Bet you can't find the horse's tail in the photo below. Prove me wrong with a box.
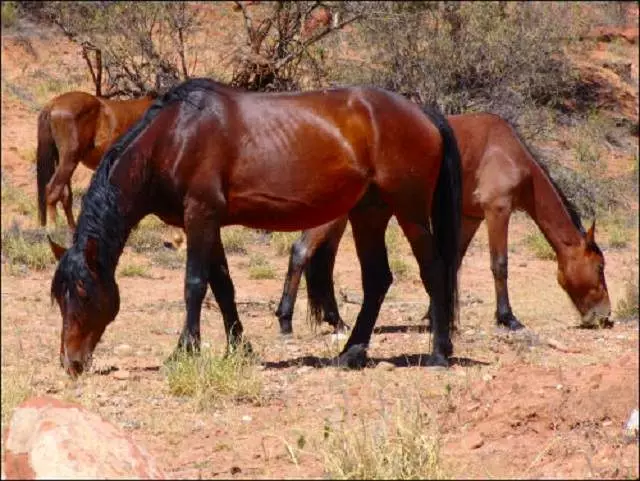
[424,107,462,334]
[304,239,335,327]
[36,107,58,226]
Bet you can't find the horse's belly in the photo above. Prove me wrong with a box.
[225,166,368,231]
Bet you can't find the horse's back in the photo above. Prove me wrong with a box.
[45,91,101,117]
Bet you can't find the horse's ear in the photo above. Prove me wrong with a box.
[48,235,67,261]
[585,219,596,244]
[84,237,99,276]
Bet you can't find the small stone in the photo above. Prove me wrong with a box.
[463,432,484,450]
[297,366,314,374]
[555,384,563,390]
[241,415,252,423]
[375,361,396,371]
[230,466,241,475]
[113,370,130,381]
[482,374,493,382]
[114,344,133,356]
[624,408,639,438]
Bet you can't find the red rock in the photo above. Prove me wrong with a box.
[2,396,164,479]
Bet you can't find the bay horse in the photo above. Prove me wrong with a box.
[37,91,154,229]
[47,78,463,378]
[275,112,612,335]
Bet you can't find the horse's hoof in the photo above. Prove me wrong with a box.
[427,352,450,368]
[334,344,368,369]
[497,314,525,331]
[225,340,254,358]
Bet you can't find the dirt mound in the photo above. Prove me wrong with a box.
[443,353,639,478]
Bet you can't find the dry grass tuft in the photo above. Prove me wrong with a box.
[322,398,445,479]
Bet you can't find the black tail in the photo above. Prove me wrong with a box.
[423,107,462,333]
[36,107,58,226]
[304,240,335,327]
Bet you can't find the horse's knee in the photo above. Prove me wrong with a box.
[290,238,310,269]
[185,276,208,302]
[491,255,508,279]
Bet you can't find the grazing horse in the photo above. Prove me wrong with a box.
[275,112,612,335]
[37,91,154,229]
[47,78,462,378]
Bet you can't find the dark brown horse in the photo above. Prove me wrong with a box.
[47,78,463,378]
[275,112,612,335]
[37,91,154,229]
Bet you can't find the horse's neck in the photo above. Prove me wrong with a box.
[526,161,583,259]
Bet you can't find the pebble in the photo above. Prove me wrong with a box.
[114,344,133,356]
[482,374,493,382]
[241,415,252,423]
[296,366,314,374]
[375,361,396,371]
[113,370,130,381]
[624,408,639,438]
[463,432,484,450]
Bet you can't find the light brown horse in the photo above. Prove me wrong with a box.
[36,91,154,229]
[276,112,612,334]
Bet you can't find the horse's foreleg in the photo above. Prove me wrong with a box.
[336,209,392,369]
[485,205,523,330]
[207,233,248,355]
[172,215,215,358]
[424,216,481,329]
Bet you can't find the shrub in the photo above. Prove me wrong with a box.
[119,262,151,278]
[270,231,300,257]
[221,227,253,255]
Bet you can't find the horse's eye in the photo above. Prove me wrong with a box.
[76,280,87,298]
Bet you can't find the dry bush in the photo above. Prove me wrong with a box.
[359,2,590,119]
[228,1,365,91]
[615,277,639,321]
[24,1,202,97]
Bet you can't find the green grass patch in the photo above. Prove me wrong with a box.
[615,278,639,321]
[270,231,300,256]
[1,1,18,29]
[164,344,262,409]
[322,399,444,479]
[221,227,253,255]
[127,215,168,253]
[389,256,411,281]
[523,231,555,260]
[1,225,56,272]
[1,369,33,429]
[119,262,151,278]
[248,253,276,279]
[1,181,37,220]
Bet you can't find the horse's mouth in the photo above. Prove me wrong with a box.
[61,351,93,379]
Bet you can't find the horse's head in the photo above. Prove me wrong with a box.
[556,220,611,328]
[49,236,120,378]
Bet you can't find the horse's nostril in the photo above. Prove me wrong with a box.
[69,360,85,377]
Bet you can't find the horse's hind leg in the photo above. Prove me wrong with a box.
[397,218,452,366]
[276,217,347,335]
[61,181,76,231]
[424,216,481,329]
[336,208,392,369]
[485,204,523,330]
